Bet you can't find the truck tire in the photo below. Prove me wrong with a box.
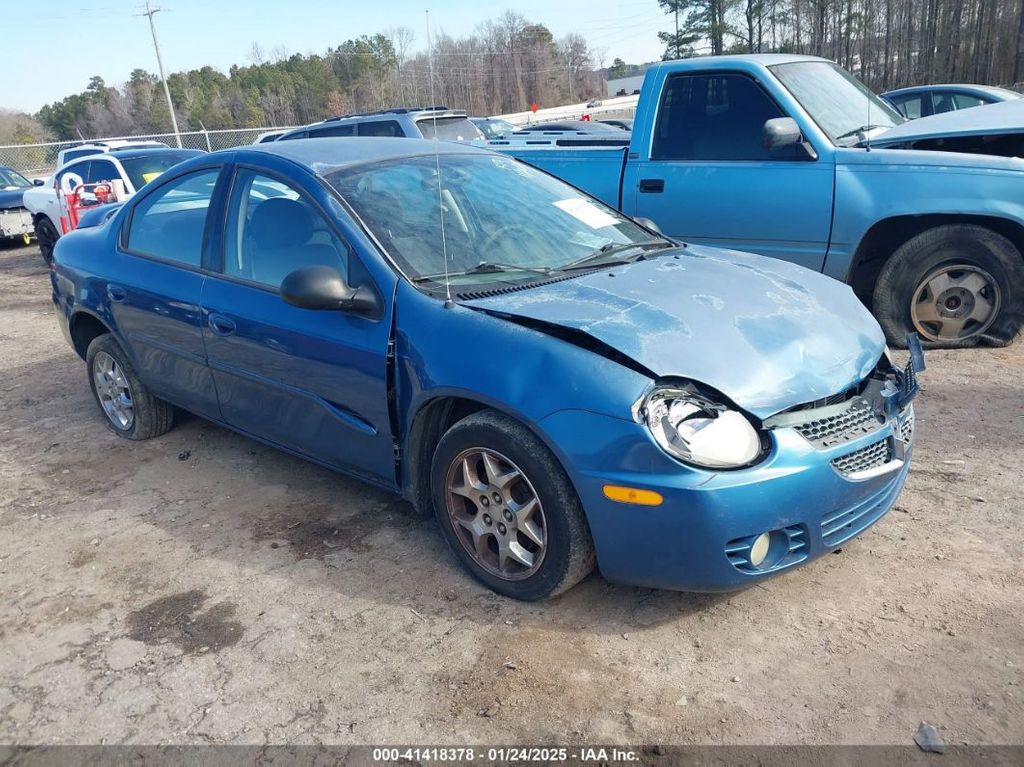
[873,224,1024,348]
[35,217,59,266]
[431,409,595,600]
[86,334,175,440]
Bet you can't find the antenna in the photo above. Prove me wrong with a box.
[426,10,453,306]
[865,84,872,152]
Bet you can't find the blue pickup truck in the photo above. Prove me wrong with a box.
[493,54,1024,348]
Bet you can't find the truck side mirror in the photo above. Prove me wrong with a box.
[33,178,45,186]
[763,118,818,160]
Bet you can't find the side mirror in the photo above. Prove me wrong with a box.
[763,117,818,160]
[633,216,662,234]
[33,178,45,186]
[763,117,802,149]
[280,265,380,317]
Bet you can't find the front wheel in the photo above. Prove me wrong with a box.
[34,217,59,266]
[431,410,595,600]
[873,224,1024,348]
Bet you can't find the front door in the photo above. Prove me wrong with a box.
[625,71,835,272]
[201,168,397,486]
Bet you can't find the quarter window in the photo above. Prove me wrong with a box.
[125,169,220,267]
[357,120,404,137]
[653,73,792,161]
[223,169,350,289]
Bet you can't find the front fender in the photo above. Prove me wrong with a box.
[826,148,1024,279]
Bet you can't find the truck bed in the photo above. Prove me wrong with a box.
[492,145,628,209]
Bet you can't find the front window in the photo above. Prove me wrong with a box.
[0,167,31,188]
[325,153,666,292]
[416,117,484,142]
[771,61,904,145]
[119,151,199,190]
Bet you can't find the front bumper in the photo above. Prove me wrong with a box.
[0,207,33,239]
[538,405,913,592]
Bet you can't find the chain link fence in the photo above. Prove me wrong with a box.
[0,128,292,180]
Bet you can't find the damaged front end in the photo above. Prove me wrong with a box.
[764,334,925,481]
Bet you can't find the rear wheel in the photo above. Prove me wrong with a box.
[35,217,59,266]
[86,334,175,440]
[431,410,594,600]
[873,224,1023,348]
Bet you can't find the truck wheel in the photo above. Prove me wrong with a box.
[35,218,59,266]
[431,410,595,600]
[86,334,175,440]
[873,224,1024,348]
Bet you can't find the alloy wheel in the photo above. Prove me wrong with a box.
[92,351,135,430]
[444,447,547,581]
[911,263,1002,342]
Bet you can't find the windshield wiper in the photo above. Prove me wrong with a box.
[560,239,673,272]
[835,124,884,141]
[413,261,553,283]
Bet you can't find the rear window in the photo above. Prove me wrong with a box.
[416,117,483,142]
[119,151,201,190]
[61,148,99,165]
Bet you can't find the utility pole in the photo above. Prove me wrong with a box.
[139,1,181,147]
[675,6,681,59]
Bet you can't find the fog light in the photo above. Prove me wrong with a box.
[749,532,771,567]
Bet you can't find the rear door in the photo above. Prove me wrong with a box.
[109,165,227,418]
[201,166,397,486]
[625,71,835,272]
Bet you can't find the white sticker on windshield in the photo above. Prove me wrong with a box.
[553,198,618,229]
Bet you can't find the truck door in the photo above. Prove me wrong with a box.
[625,71,834,272]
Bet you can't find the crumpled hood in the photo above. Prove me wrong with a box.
[872,98,1024,147]
[463,245,885,419]
[0,188,27,210]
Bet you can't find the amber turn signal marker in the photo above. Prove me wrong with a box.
[602,485,664,506]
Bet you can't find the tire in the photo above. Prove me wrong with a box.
[430,409,595,600]
[86,334,175,440]
[873,224,1024,349]
[35,217,59,267]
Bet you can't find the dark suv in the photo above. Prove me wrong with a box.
[276,107,484,143]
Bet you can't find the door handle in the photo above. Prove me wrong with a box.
[208,313,236,336]
[107,284,127,302]
[639,179,664,193]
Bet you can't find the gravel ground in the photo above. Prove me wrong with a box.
[0,240,1022,748]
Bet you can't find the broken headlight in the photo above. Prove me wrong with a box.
[640,386,764,469]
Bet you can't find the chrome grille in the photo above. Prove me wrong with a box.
[831,439,892,477]
[793,399,880,447]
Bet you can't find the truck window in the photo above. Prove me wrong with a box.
[86,160,120,184]
[652,73,792,162]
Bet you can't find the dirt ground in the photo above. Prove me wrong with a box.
[0,240,1022,748]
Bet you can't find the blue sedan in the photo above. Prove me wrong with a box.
[49,138,918,599]
[881,84,1022,119]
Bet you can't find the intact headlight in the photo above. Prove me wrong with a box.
[639,386,764,469]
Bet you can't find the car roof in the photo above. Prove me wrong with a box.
[236,136,490,173]
[658,53,828,67]
[100,147,203,162]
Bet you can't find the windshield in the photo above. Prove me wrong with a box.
[770,61,905,145]
[0,167,31,188]
[119,151,200,190]
[417,117,484,142]
[326,153,664,290]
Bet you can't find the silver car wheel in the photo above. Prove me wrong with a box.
[911,263,1002,343]
[444,447,548,581]
[92,351,135,430]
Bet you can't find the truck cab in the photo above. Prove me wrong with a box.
[495,55,1024,349]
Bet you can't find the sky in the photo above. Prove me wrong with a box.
[0,0,669,114]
